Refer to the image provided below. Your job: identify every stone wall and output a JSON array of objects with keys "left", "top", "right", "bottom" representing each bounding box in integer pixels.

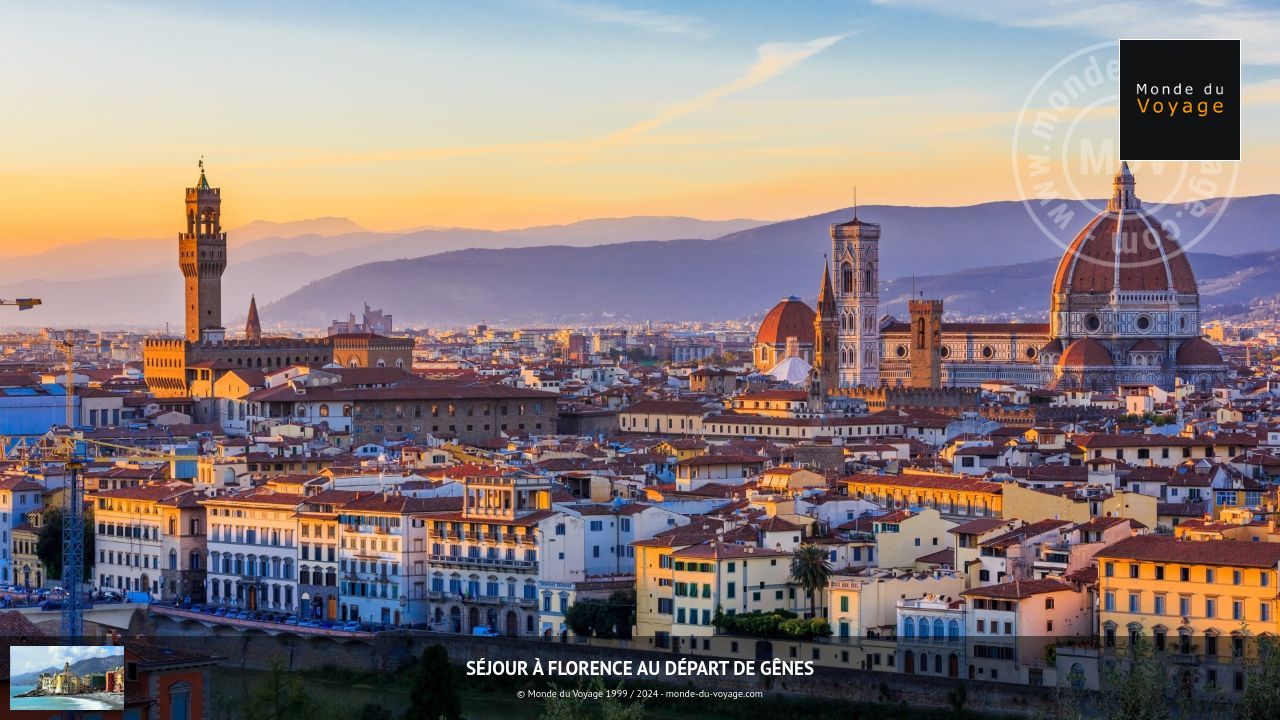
[{"left": 148, "top": 615, "right": 1058, "bottom": 716}]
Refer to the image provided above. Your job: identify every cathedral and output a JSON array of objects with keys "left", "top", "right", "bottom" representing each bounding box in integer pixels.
[
  {"left": 143, "top": 164, "right": 413, "bottom": 398},
  {"left": 754, "top": 164, "right": 1228, "bottom": 393}
]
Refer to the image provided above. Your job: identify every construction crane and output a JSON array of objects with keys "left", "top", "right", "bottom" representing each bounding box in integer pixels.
[
  {"left": 0, "top": 298, "right": 42, "bottom": 310},
  {"left": 56, "top": 331, "right": 86, "bottom": 637}
]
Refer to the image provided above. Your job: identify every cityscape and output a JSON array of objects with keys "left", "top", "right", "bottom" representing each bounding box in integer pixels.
[{"left": 3, "top": 2, "right": 1280, "bottom": 720}]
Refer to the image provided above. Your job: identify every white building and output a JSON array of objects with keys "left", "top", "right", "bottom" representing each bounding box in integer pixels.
[
  {"left": 0, "top": 477, "right": 44, "bottom": 585},
  {"left": 335, "top": 492, "right": 434, "bottom": 626},
  {"left": 203, "top": 487, "right": 303, "bottom": 614}
]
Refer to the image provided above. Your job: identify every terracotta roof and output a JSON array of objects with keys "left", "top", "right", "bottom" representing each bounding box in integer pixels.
[
  {"left": 916, "top": 548, "right": 954, "bottom": 565},
  {"left": 1177, "top": 338, "right": 1223, "bottom": 366},
  {"left": 1059, "top": 338, "right": 1113, "bottom": 368},
  {"left": 844, "top": 471, "right": 1003, "bottom": 494},
  {"left": 1096, "top": 535, "right": 1280, "bottom": 568},
  {"left": 673, "top": 541, "right": 788, "bottom": 560},
  {"left": 961, "top": 578, "right": 1076, "bottom": 600},
  {"left": 1051, "top": 191, "right": 1197, "bottom": 296},
  {"left": 756, "top": 297, "right": 816, "bottom": 347}
]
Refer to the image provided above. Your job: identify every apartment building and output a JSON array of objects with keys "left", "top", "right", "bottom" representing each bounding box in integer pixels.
[
  {"left": 960, "top": 578, "right": 1090, "bottom": 685},
  {"left": 1094, "top": 535, "right": 1280, "bottom": 682},
  {"left": 421, "top": 472, "right": 578, "bottom": 636},
  {"left": 0, "top": 476, "right": 43, "bottom": 584},
  {"left": 93, "top": 481, "right": 205, "bottom": 600},
  {"left": 203, "top": 487, "right": 303, "bottom": 613},
  {"left": 295, "top": 489, "right": 359, "bottom": 621},
  {"left": 335, "top": 492, "right": 435, "bottom": 625}
]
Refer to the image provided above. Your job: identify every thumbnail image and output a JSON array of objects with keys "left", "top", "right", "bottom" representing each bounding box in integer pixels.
[{"left": 8, "top": 646, "right": 125, "bottom": 712}]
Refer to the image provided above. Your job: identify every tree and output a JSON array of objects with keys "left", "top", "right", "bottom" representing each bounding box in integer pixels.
[
  {"left": 247, "top": 661, "right": 313, "bottom": 720},
  {"left": 403, "top": 645, "right": 461, "bottom": 720},
  {"left": 789, "top": 543, "right": 832, "bottom": 619},
  {"left": 540, "top": 679, "right": 644, "bottom": 720},
  {"left": 1240, "top": 636, "right": 1280, "bottom": 720},
  {"left": 35, "top": 507, "right": 94, "bottom": 583},
  {"left": 1097, "top": 635, "right": 1170, "bottom": 720},
  {"left": 564, "top": 590, "right": 635, "bottom": 639}
]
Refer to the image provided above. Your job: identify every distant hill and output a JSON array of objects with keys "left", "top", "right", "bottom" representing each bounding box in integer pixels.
[
  {"left": 4, "top": 197, "right": 1277, "bottom": 328},
  {"left": 10, "top": 654, "right": 123, "bottom": 686},
  {"left": 263, "top": 196, "right": 1280, "bottom": 327}
]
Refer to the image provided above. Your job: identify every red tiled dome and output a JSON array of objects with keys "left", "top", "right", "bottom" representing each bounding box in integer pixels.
[
  {"left": 1058, "top": 338, "right": 1113, "bottom": 367},
  {"left": 756, "top": 297, "right": 815, "bottom": 346},
  {"left": 1176, "top": 338, "right": 1222, "bottom": 366},
  {"left": 1051, "top": 165, "right": 1197, "bottom": 297}
]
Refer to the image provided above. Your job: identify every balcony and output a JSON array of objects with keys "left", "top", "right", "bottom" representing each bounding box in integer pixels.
[{"left": 429, "top": 553, "right": 535, "bottom": 570}]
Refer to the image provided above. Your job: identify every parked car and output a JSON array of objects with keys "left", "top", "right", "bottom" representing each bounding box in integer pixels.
[
  {"left": 471, "top": 626, "right": 501, "bottom": 638},
  {"left": 341, "top": 621, "right": 362, "bottom": 632}
]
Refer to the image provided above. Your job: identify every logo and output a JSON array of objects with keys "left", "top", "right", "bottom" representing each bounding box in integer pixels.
[
  {"left": 1012, "top": 41, "right": 1239, "bottom": 271},
  {"left": 1121, "top": 39, "right": 1240, "bottom": 161}
]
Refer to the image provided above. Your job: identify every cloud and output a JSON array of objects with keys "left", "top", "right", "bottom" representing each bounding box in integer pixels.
[
  {"left": 605, "top": 34, "right": 850, "bottom": 144},
  {"left": 532, "top": 0, "right": 709, "bottom": 38},
  {"left": 10, "top": 645, "right": 122, "bottom": 675},
  {"left": 872, "top": 0, "right": 1280, "bottom": 64}
]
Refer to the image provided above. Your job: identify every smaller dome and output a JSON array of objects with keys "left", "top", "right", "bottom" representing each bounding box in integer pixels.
[
  {"left": 1176, "top": 338, "right": 1222, "bottom": 366},
  {"left": 1039, "top": 339, "right": 1063, "bottom": 355},
  {"left": 757, "top": 297, "right": 816, "bottom": 347},
  {"left": 1059, "top": 338, "right": 1113, "bottom": 368}
]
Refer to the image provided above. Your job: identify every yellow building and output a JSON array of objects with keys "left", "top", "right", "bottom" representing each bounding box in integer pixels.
[
  {"left": 865, "top": 508, "right": 956, "bottom": 570},
  {"left": 633, "top": 533, "right": 794, "bottom": 646},
  {"left": 1095, "top": 535, "right": 1280, "bottom": 664},
  {"left": 1000, "top": 483, "right": 1157, "bottom": 528},
  {"left": 844, "top": 470, "right": 1003, "bottom": 520}
]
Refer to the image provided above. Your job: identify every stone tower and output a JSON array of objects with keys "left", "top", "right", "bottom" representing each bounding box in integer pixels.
[
  {"left": 831, "top": 214, "right": 880, "bottom": 387},
  {"left": 181, "top": 161, "right": 226, "bottom": 343},
  {"left": 245, "top": 295, "right": 262, "bottom": 340},
  {"left": 813, "top": 258, "right": 839, "bottom": 397},
  {"left": 908, "top": 298, "right": 943, "bottom": 388}
]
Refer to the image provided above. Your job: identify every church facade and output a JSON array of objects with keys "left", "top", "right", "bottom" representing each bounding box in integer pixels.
[
  {"left": 755, "top": 164, "right": 1228, "bottom": 393},
  {"left": 144, "top": 165, "right": 413, "bottom": 398}
]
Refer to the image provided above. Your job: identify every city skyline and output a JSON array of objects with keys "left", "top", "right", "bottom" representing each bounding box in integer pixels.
[{"left": 4, "top": 0, "right": 1280, "bottom": 254}]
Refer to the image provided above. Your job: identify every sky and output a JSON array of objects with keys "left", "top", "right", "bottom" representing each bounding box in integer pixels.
[
  {"left": 8, "top": 646, "right": 123, "bottom": 677},
  {"left": 1, "top": 0, "right": 1279, "bottom": 253}
]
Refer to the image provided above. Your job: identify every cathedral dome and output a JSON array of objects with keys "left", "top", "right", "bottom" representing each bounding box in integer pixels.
[
  {"left": 1176, "top": 337, "right": 1222, "bottom": 366},
  {"left": 757, "top": 296, "right": 816, "bottom": 346},
  {"left": 1050, "top": 163, "right": 1198, "bottom": 298},
  {"left": 1058, "top": 338, "right": 1113, "bottom": 368}
]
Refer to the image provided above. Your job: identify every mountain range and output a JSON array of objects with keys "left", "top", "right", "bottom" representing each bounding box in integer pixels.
[
  {"left": 9, "top": 654, "right": 123, "bottom": 686},
  {"left": 2, "top": 197, "right": 1277, "bottom": 328}
]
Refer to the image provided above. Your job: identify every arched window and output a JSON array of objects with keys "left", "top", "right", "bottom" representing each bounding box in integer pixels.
[
  {"left": 934, "top": 619, "right": 945, "bottom": 639},
  {"left": 916, "top": 317, "right": 926, "bottom": 350},
  {"left": 864, "top": 268, "right": 872, "bottom": 289},
  {"left": 320, "top": 404, "right": 330, "bottom": 417},
  {"left": 919, "top": 618, "right": 930, "bottom": 639},
  {"left": 903, "top": 617, "right": 915, "bottom": 638},
  {"left": 842, "top": 263, "right": 854, "bottom": 293},
  {"left": 948, "top": 619, "right": 960, "bottom": 642},
  {"left": 168, "top": 550, "right": 177, "bottom": 571}
]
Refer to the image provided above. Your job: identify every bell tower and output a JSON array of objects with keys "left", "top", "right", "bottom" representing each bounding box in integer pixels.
[
  {"left": 831, "top": 211, "right": 880, "bottom": 387},
  {"left": 181, "top": 159, "right": 227, "bottom": 343},
  {"left": 908, "top": 298, "right": 943, "bottom": 388}
]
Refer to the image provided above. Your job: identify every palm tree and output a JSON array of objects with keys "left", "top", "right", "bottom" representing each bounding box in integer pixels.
[{"left": 789, "top": 543, "right": 832, "bottom": 620}]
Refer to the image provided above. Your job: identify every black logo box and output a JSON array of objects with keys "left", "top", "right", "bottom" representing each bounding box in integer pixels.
[{"left": 1119, "top": 39, "right": 1240, "bottom": 161}]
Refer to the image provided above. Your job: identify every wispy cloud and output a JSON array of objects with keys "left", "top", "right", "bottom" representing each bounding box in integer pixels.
[
  {"left": 873, "top": 0, "right": 1280, "bottom": 64},
  {"left": 532, "top": 0, "right": 709, "bottom": 38},
  {"left": 605, "top": 34, "right": 851, "bottom": 144}
]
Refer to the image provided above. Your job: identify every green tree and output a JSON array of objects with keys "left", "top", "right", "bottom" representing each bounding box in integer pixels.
[
  {"left": 1098, "top": 635, "right": 1170, "bottom": 720},
  {"left": 540, "top": 679, "right": 644, "bottom": 720},
  {"left": 1240, "top": 636, "right": 1280, "bottom": 720},
  {"left": 789, "top": 543, "right": 832, "bottom": 619},
  {"left": 35, "top": 507, "right": 94, "bottom": 583},
  {"left": 564, "top": 590, "right": 635, "bottom": 639},
  {"left": 403, "top": 645, "right": 461, "bottom": 720},
  {"left": 246, "top": 660, "right": 313, "bottom": 720}
]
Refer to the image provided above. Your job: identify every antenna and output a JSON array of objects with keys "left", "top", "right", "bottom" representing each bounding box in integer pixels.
[{"left": 853, "top": 186, "right": 858, "bottom": 220}]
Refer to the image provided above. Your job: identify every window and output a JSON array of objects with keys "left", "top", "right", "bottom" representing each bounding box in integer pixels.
[
  {"left": 1179, "top": 567, "right": 1189, "bottom": 582},
  {"left": 1128, "top": 593, "right": 1140, "bottom": 613},
  {"left": 1206, "top": 598, "right": 1217, "bottom": 618},
  {"left": 1129, "top": 564, "right": 1139, "bottom": 579}
]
